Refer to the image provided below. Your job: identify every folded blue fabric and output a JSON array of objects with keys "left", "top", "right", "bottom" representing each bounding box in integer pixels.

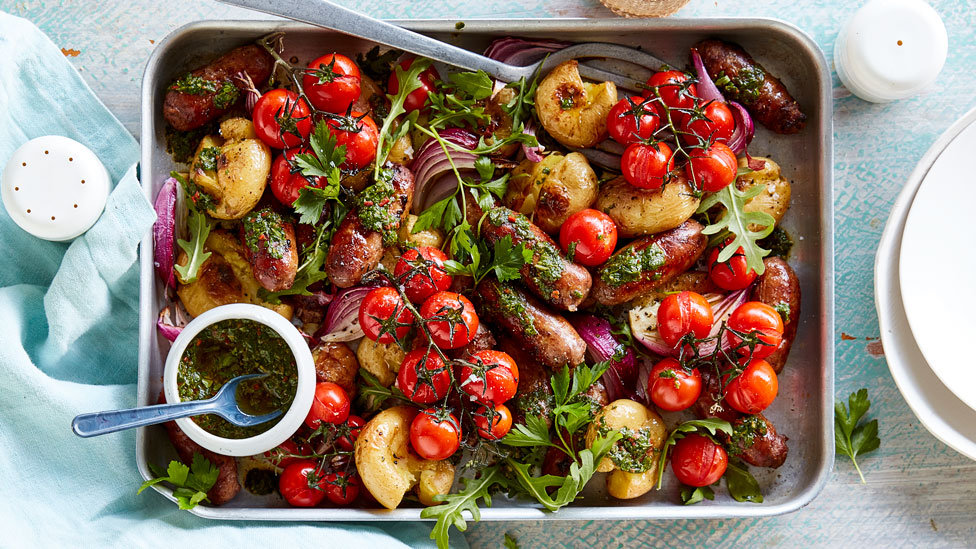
[{"left": 0, "top": 11, "right": 463, "bottom": 547}]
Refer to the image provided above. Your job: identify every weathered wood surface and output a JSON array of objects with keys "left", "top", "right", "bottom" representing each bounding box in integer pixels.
[{"left": 5, "top": 0, "right": 976, "bottom": 545}]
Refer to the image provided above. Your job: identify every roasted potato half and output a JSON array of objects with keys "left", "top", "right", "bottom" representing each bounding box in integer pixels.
[
  {"left": 596, "top": 175, "right": 700, "bottom": 238},
  {"left": 536, "top": 60, "right": 617, "bottom": 148},
  {"left": 585, "top": 399, "right": 667, "bottom": 500},
  {"left": 189, "top": 118, "right": 271, "bottom": 220},
  {"left": 356, "top": 338, "right": 405, "bottom": 387},
  {"left": 176, "top": 230, "right": 292, "bottom": 319},
  {"left": 735, "top": 156, "right": 791, "bottom": 229},
  {"left": 504, "top": 152, "right": 599, "bottom": 234}
]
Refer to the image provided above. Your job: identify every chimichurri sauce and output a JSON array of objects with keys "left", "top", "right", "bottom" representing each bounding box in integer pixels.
[{"left": 178, "top": 318, "right": 298, "bottom": 439}]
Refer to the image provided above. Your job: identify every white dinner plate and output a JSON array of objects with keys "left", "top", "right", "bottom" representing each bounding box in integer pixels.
[{"left": 876, "top": 105, "right": 976, "bottom": 460}]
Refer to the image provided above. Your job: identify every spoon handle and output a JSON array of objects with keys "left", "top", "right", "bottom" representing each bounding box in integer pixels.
[
  {"left": 71, "top": 400, "right": 218, "bottom": 438},
  {"left": 215, "top": 0, "right": 527, "bottom": 82}
]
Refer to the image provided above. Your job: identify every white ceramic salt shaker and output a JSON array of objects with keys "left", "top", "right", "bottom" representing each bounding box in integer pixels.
[
  {"left": 835, "top": 0, "right": 948, "bottom": 103},
  {"left": 2, "top": 135, "right": 110, "bottom": 241}
]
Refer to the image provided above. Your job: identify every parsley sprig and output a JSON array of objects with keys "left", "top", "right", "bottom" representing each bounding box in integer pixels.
[
  {"left": 835, "top": 388, "right": 880, "bottom": 483},
  {"left": 291, "top": 120, "right": 346, "bottom": 225},
  {"left": 139, "top": 454, "right": 219, "bottom": 510}
]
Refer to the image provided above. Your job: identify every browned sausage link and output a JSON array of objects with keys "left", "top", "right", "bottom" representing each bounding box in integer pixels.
[
  {"left": 326, "top": 164, "right": 415, "bottom": 288},
  {"left": 241, "top": 209, "right": 298, "bottom": 292},
  {"left": 163, "top": 45, "right": 275, "bottom": 131},
  {"left": 751, "top": 257, "right": 800, "bottom": 373},
  {"left": 312, "top": 341, "right": 359, "bottom": 397},
  {"left": 694, "top": 40, "right": 807, "bottom": 135},
  {"left": 479, "top": 206, "right": 592, "bottom": 311},
  {"left": 497, "top": 336, "right": 554, "bottom": 429},
  {"left": 446, "top": 323, "right": 496, "bottom": 360},
  {"left": 727, "top": 413, "right": 789, "bottom": 469},
  {"left": 690, "top": 368, "right": 741, "bottom": 424},
  {"left": 591, "top": 220, "right": 707, "bottom": 306},
  {"left": 476, "top": 278, "right": 587, "bottom": 370}
]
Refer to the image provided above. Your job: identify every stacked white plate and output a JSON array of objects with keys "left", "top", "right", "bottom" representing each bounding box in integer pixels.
[{"left": 876, "top": 106, "right": 976, "bottom": 460}]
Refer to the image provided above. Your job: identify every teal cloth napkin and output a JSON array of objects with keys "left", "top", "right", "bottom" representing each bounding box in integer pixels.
[{"left": 0, "top": 12, "right": 462, "bottom": 547}]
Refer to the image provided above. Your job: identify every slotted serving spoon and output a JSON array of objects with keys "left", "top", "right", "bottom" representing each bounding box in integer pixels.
[{"left": 71, "top": 373, "right": 282, "bottom": 437}]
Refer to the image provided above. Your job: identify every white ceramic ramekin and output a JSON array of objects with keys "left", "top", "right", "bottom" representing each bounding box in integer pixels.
[{"left": 163, "top": 303, "right": 315, "bottom": 457}]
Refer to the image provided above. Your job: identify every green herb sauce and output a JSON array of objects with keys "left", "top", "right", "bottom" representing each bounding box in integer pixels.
[
  {"left": 601, "top": 425, "right": 657, "bottom": 473},
  {"left": 757, "top": 226, "right": 793, "bottom": 259},
  {"left": 242, "top": 208, "right": 290, "bottom": 260},
  {"left": 729, "top": 415, "right": 767, "bottom": 455},
  {"left": 598, "top": 243, "right": 666, "bottom": 287},
  {"left": 715, "top": 66, "right": 765, "bottom": 105},
  {"left": 213, "top": 81, "right": 240, "bottom": 109},
  {"left": 165, "top": 121, "right": 218, "bottom": 164},
  {"left": 196, "top": 146, "right": 221, "bottom": 172},
  {"left": 169, "top": 73, "right": 219, "bottom": 95},
  {"left": 357, "top": 179, "right": 400, "bottom": 246},
  {"left": 487, "top": 208, "right": 565, "bottom": 296},
  {"left": 178, "top": 318, "right": 298, "bottom": 439},
  {"left": 494, "top": 283, "right": 538, "bottom": 336},
  {"left": 243, "top": 468, "right": 278, "bottom": 495}
]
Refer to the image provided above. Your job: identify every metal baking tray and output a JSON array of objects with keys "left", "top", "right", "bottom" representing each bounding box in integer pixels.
[{"left": 137, "top": 18, "right": 834, "bottom": 521}]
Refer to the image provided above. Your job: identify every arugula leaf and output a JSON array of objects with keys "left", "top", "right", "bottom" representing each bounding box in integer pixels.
[
  {"left": 421, "top": 465, "right": 506, "bottom": 549},
  {"left": 354, "top": 367, "right": 412, "bottom": 413},
  {"left": 835, "top": 388, "right": 880, "bottom": 483},
  {"left": 449, "top": 70, "right": 494, "bottom": 100},
  {"left": 724, "top": 460, "right": 763, "bottom": 503},
  {"left": 697, "top": 183, "right": 774, "bottom": 276},
  {"left": 138, "top": 454, "right": 219, "bottom": 510},
  {"left": 376, "top": 58, "right": 433, "bottom": 170},
  {"left": 174, "top": 207, "right": 212, "bottom": 285},
  {"left": 655, "top": 418, "right": 733, "bottom": 489},
  {"left": 680, "top": 485, "right": 715, "bottom": 505}
]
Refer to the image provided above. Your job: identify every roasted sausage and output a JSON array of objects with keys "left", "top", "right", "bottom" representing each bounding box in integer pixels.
[
  {"left": 326, "top": 164, "right": 415, "bottom": 287},
  {"left": 476, "top": 279, "right": 587, "bottom": 370},
  {"left": 694, "top": 40, "right": 806, "bottom": 134},
  {"left": 751, "top": 257, "right": 800, "bottom": 373},
  {"left": 729, "top": 414, "right": 789, "bottom": 469},
  {"left": 475, "top": 204, "right": 592, "bottom": 311},
  {"left": 497, "top": 337, "right": 554, "bottom": 429},
  {"left": 590, "top": 220, "right": 707, "bottom": 306},
  {"left": 240, "top": 209, "right": 298, "bottom": 292},
  {"left": 691, "top": 368, "right": 741, "bottom": 424},
  {"left": 447, "top": 323, "right": 496, "bottom": 360},
  {"left": 312, "top": 341, "right": 359, "bottom": 397},
  {"left": 163, "top": 45, "right": 275, "bottom": 132}
]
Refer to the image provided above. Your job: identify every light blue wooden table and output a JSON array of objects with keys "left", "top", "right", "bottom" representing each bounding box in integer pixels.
[{"left": 6, "top": 0, "right": 976, "bottom": 545}]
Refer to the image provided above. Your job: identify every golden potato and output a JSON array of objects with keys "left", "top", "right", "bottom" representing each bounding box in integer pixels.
[
  {"left": 735, "top": 156, "right": 791, "bottom": 230},
  {"left": 596, "top": 175, "right": 700, "bottom": 238},
  {"left": 219, "top": 117, "right": 258, "bottom": 141},
  {"left": 190, "top": 118, "right": 271, "bottom": 220},
  {"left": 536, "top": 60, "right": 617, "bottom": 148},
  {"left": 400, "top": 214, "right": 445, "bottom": 248},
  {"left": 356, "top": 338, "right": 405, "bottom": 387},
  {"left": 504, "top": 152, "right": 598, "bottom": 234},
  {"left": 176, "top": 230, "right": 292, "bottom": 319},
  {"left": 585, "top": 399, "right": 667, "bottom": 500}
]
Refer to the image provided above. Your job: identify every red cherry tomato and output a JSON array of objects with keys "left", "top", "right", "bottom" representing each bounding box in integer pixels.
[
  {"left": 684, "top": 142, "right": 738, "bottom": 193},
  {"left": 325, "top": 112, "right": 378, "bottom": 170},
  {"left": 396, "top": 349, "right": 451, "bottom": 404},
  {"left": 707, "top": 242, "right": 757, "bottom": 291},
  {"left": 559, "top": 209, "right": 618, "bottom": 267},
  {"left": 459, "top": 350, "right": 519, "bottom": 405},
  {"left": 359, "top": 287, "right": 413, "bottom": 344},
  {"left": 419, "top": 291, "right": 479, "bottom": 349},
  {"left": 304, "top": 382, "right": 351, "bottom": 429},
  {"left": 337, "top": 415, "right": 365, "bottom": 452},
  {"left": 303, "top": 53, "right": 361, "bottom": 113},
  {"left": 622, "top": 142, "right": 674, "bottom": 190},
  {"left": 388, "top": 58, "right": 439, "bottom": 113},
  {"left": 323, "top": 472, "right": 360, "bottom": 505},
  {"left": 252, "top": 89, "right": 312, "bottom": 149},
  {"left": 680, "top": 100, "right": 735, "bottom": 145},
  {"left": 726, "top": 301, "right": 785, "bottom": 358},
  {"left": 475, "top": 403, "right": 513, "bottom": 440},
  {"left": 271, "top": 148, "right": 328, "bottom": 206},
  {"left": 723, "top": 356, "right": 778, "bottom": 414},
  {"left": 647, "top": 357, "right": 703, "bottom": 412},
  {"left": 643, "top": 70, "right": 698, "bottom": 113},
  {"left": 279, "top": 461, "right": 326, "bottom": 507},
  {"left": 410, "top": 408, "right": 461, "bottom": 460},
  {"left": 264, "top": 438, "right": 311, "bottom": 469},
  {"left": 607, "top": 96, "right": 661, "bottom": 145},
  {"left": 657, "top": 291, "right": 714, "bottom": 349},
  {"left": 670, "top": 433, "right": 728, "bottom": 487},
  {"left": 394, "top": 247, "right": 453, "bottom": 303}
]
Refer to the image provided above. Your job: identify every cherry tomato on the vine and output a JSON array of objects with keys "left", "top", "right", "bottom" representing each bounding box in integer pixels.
[
  {"left": 475, "top": 403, "right": 513, "bottom": 440},
  {"left": 264, "top": 438, "right": 311, "bottom": 469},
  {"left": 388, "top": 58, "right": 439, "bottom": 113},
  {"left": 647, "top": 357, "right": 702, "bottom": 412},
  {"left": 359, "top": 287, "right": 413, "bottom": 344},
  {"left": 325, "top": 112, "right": 378, "bottom": 170},
  {"left": 684, "top": 141, "right": 738, "bottom": 193},
  {"left": 337, "top": 415, "right": 365, "bottom": 452},
  {"left": 559, "top": 208, "right": 618, "bottom": 267},
  {"left": 622, "top": 141, "right": 674, "bottom": 190},
  {"left": 252, "top": 89, "right": 312, "bottom": 149},
  {"left": 410, "top": 408, "right": 461, "bottom": 460},
  {"left": 670, "top": 433, "right": 728, "bottom": 487},
  {"left": 723, "top": 356, "right": 778, "bottom": 414},
  {"left": 396, "top": 349, "right": 451, "bottom": 404},
  {"left": 643, "top": 70, "right": 698, "bottom": 114},
  {"left": 459, "top": 350, "right": 519, "bottom": 405},
  {"left": 271, "top": 148, "right": 327, "bottom": 206},
  {"left": 680, "top": 100, "right": 735, "bottom": 145},
  {"left": 394, "top": 247, "right": 453, "bottom": 303},
  {"left": 303, "top": 53, "right": 361, "bottom": 114},
  {"left": 323, "top": 472, "right": 360, "bottom": 505},
  {"left": 657, "top": 291, "right": 714, "bottom": 349},
  {"left": 607, "top": 96, "right": 661, "bottom": 145},
  {"left": 279, "top": 461, "right": 326, "bottom": 507},
  {"left": 726, "top": 301, "right": 784, "bottom": 358},
  {"left": 419, "top": 291, "right": 479, "bottom": 350},
  {"left": 707, "top": 241, "right": 757, "bottom": 291},
  {"left": 304, "top": 382, "right": 351, "bottom": 429}
]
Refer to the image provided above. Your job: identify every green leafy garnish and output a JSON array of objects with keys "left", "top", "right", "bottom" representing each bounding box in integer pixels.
[
  {"left": 263, "top": 203, "right": 347, "bottom": 303},
  {"left": 680, "top": 485, "right": 714, "bottom": 505},
  {"left": 696, "top": 183, "right": 775, "bottom": 276},
  {"left": 443, "top": 234, "right": 532, "bottom": 285},
  {"left": 291, "top": 120, "right": 346, "bottom": 225},
  {"left": 421, "top": 465, "right": 506, "bottom": 549},
  {"left": 173, "top": 203, "right": 212, "bottom": 285},
  {"left": 835, "top": 388, "right": 880, "bottom": 483},
  {"left": 139, "top": 454, "right": 219, "bottom": 510},
  {"left": 449, "top": 70, "right": 494, "bottom": 100},
  {"left": 655, "top": 418, "right": 732, "bottom": 490},
  {"left": 725, "top": 460, "right": 763, "bottom": 503},
  {"left": 504, "top": 533, "right": 520, "bottom": 549},
  {"left": 196, "top": 146, "right": 221, "bottom": 172},
  {"left": 375, "top": 58, "right": 433, "bottom": 170}
]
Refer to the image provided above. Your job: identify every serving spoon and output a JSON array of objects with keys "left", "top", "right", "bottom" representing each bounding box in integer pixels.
[{"left": 71, "top": 373, "right": 282, "bottom": 438}]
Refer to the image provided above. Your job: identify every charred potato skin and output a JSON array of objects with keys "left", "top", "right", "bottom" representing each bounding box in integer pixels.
[
  {"left": 596, "top": 175, "right": 700, "bottom": 238},
  {"left": 751, "top": 257, "right": 800, "bottom": 373},
  {"left": 536, "top": 60, "right": 617, "bottom": 148},
  {"left": 505, "top": 153, "right": 599, "bottom": 234}
]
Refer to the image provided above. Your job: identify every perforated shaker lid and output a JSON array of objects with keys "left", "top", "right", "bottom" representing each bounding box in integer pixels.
[{"left": 2, "top": 135, "right": 110, "bottom": 241}]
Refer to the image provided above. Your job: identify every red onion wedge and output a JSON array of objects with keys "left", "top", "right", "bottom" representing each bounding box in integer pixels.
[
  {"left": 691, "top": 48, "right": 724, "bottom": 104},
  {"left": 630, "top": 288, "right": 751, "bottom": 358},
  {"left": 521, "top": 120, "right": 544, "bottom": 163},
  {"left": 153, "top": 177, "right": 178, "bottom": 288},
  {"left": 727, "top": 101, "right": 756, "bottom": 155},
  {"left": 410, "top": 129, "right": 479, "bottom": 215},
  {"left": 317, "top": 286, "right": 372, "bottom": 343},
  {"left": 157, "top": 303, "right": 190, "bottom": 342},
  {"left": 484, "top": 37, "right": 570, "bottom": 65},
  {"left": 570, "top": 315, "right": 639, "bottom": 402}
]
